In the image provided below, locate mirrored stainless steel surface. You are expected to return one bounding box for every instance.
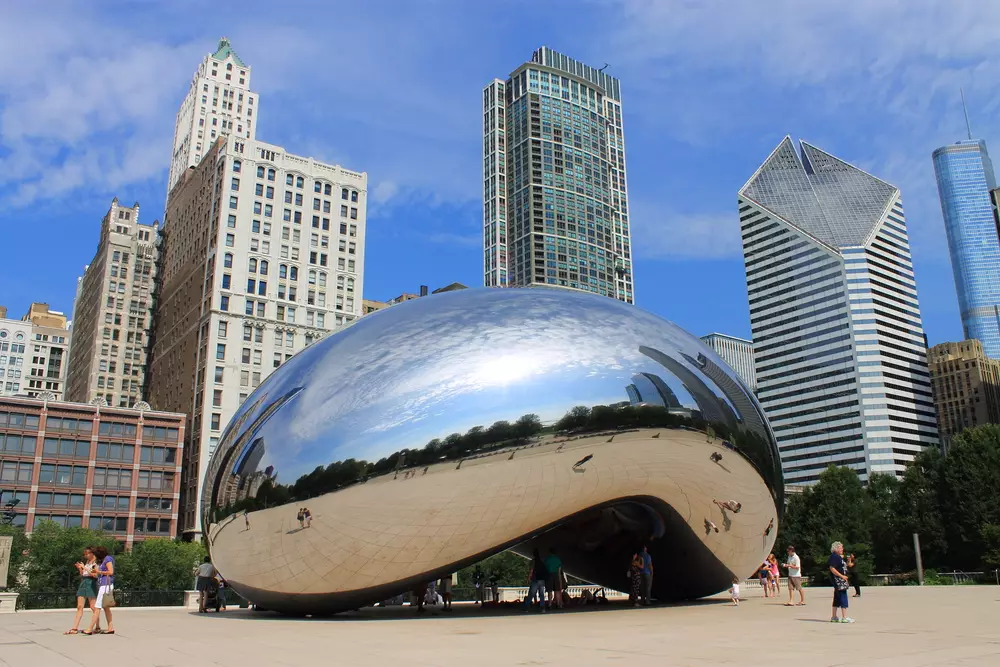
[203,288,782,613]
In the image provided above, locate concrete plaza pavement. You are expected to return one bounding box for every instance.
[0,586,997,666]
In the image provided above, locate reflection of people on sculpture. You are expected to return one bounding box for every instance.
[244,510,250,531]
[572,454,593,469]
[704,518,719,534]
[713,499,742,513]
[764,517,774,537]
[709,451,722,463]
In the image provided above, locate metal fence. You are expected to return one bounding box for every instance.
[15,588,252,611]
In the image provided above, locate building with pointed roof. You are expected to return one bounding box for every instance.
[738,137,939,484]
[166,37,258,196]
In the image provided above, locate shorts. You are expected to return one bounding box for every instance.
[94,584,114,609]
[788,576,803,591]
[832,589,849,608]
[548,575,563,592]
[197,576,214,592]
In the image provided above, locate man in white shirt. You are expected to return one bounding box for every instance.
[782,545,805,606]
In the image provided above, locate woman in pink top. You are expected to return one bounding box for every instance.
[767,553,781,596]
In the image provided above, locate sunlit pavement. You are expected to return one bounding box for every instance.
[0,586,997,666]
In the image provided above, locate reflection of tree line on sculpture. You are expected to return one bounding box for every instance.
[216,403,771,519]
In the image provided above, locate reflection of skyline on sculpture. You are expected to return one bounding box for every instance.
[213,289,741,484]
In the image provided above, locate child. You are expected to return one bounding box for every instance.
[730,576,740,606]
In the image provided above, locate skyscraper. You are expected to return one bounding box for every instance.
[927,339,1000,449]
[0,304,70,399]
[483,47,633,303]
[700,333,756,391]
[66,198,160,407]
[149,40,367,537]
[166,38,258,196]
[932,139,1000,358]
[739,137,939,484]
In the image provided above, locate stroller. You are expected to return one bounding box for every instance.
[203,578,223,612]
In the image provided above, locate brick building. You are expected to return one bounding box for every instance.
[0,395,184,548]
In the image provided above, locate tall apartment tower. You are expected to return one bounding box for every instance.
[739,137,939,484]
[0,304,71,399]
[150,131,367,536]
[483,47,634,303]
[66,199,160,408]
[927,339,1000,449]
[166,38,258,196]
[932,139,1000,358]
[700,333,756,391]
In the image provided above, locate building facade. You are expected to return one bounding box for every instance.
[483,47,634,303]
[66,199,160,408]
[361,283,468,315]
[0,304,71,400]
[739,137,939,485]
[0,395,183,547]
[932,140,1000,358]
[927,339,1000,448]
[149,134,367,537]
[167,38,258,196]
[700,333,756,391]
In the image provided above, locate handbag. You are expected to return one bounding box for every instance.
[101,589,117,608]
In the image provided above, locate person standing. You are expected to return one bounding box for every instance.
[65,547,99,635]
[847,553,861,597]
[759,561,771,597]
[473,564,484,604]
[767,553,781,596]
[629,551,644,607]
[524,549,548,612]
[828,541,854,623]
[639,545,654,606]
[303,508,312,528]
[782,545,805,606]
[439,574,453,611]
[544,548,564,609]
[196,556,218,613]
[296,508,305,529]
[730,575,740,606]
[86,546,116,635]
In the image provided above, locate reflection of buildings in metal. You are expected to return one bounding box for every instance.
[203,288,781,614]
[639,346,738,429]
[630,372,682,408]
[683,352,768,436]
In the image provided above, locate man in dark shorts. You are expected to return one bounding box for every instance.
[827,541,854,623]
[544,548,564,609]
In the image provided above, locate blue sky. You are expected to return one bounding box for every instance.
[0,0,995,346]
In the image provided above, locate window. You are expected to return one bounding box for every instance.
[231,177,240,190]
[252,220,260,233]
[256,183,264,196]
[224,253,233,268]
[242,348,251,364]
[225,234,234,247]
[351,191,358,203]
[220,295,230,311]
[229,196,238,209]
[279,264,288,279]
[214,366,224,383]
[258,280,267,296]
[233,160,242,173]
[342,188,349,200]
[350,208,358,219]
[266,186,274,199]
[253,350,262,365]
[240,369,249,386]
[210,414,221,430]
[243,324,253,341]
[274,353,282,368]
[248,258,257,273]
[260,260,269,275]
[286,174,294,186]
[257,166,265,178]
[95,442,135,462]
[218,321,228,338]
[296,176,304,188]
[341,205,348,217]
[227,214,237,228]
[221,274,231,289]
[264,204,273,217]
[267,169,275,181]
[247,278,256,293]
[216,343,226,360]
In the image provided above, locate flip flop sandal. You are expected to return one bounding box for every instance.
[64,629,79,635]
[103,630,115,635]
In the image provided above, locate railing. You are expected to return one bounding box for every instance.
[15,588,251,611]
[868,570,1000,586]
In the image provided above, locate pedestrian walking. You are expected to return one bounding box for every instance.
[767,553,781,595]
[473,564,484,604]
[85,546,116,635]
[782,545,805,606]
[730,575,740,606]
[828,541,854,623]
[439,574,453,610]
[65,547,99,635]
[758,561,771,597]
[713,499,742,513]
[303,507,312,528]
[296,508,304,529]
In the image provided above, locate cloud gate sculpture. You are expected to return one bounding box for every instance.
[203,288,782,614]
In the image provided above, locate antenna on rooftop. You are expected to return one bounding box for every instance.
[598,63,609,72]
[961,88,973,140]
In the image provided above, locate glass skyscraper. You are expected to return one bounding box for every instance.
[739,137,939,484]
[483,47,634,303]
[932,139,1000,358]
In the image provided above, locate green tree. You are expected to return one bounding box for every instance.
[0,526,30,590]
[115,539,205,591]
[937,425,1000,569]
[980,524,1000,570]
[866,473,900,572]
[778,465,872,583]
[20,522,117,592]
[893,447,948,570]
[457,551,529,588]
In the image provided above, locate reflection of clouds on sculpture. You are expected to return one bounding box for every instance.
[216,288,756,484]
